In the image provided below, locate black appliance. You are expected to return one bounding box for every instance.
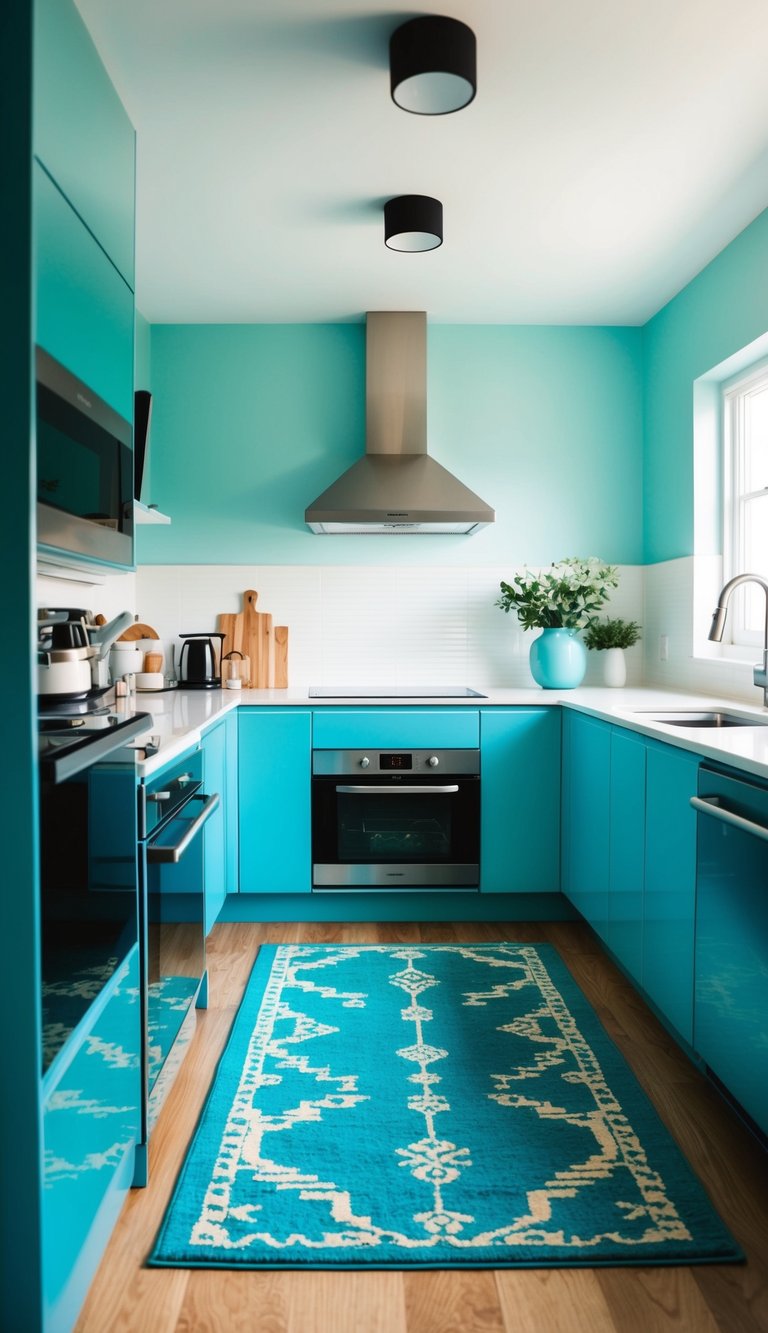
[134,389,152,502]
[38,706,150,1074]
[312,747,480,889]
[136,750,219,1178]
[36,346,134,570]
[178,633,225,689]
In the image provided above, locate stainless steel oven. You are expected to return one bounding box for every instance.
[312,748,480,889]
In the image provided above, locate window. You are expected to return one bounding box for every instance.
[723,361,768,646]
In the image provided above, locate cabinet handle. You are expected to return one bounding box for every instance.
[147,792,220,864]
[335,784,460,795]
[690,794,768,842]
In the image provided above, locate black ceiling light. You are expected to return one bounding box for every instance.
[389,16,476,115]
[384,195,443,252]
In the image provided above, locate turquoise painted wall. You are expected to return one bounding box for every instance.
[643,208,768,564]
[137,322,643,566]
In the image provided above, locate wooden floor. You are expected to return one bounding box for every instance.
[76,921,768,1333]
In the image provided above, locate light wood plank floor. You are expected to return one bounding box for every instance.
[76,921,768,1333]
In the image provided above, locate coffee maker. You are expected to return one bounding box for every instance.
[177,633,225,689]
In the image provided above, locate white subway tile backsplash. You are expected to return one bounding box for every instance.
[135,563,647,691]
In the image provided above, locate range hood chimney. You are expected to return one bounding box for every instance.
[305,311,494,534]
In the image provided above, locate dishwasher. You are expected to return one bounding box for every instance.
[691,766,768,1139]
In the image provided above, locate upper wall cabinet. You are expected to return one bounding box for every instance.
[35,163,134,419]
[34,0,135,289]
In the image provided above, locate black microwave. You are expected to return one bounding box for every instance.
[36,346,134,570]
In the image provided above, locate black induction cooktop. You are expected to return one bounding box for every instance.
[308,686,487,698]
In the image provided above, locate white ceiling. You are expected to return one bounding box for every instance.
[76,0,768,326]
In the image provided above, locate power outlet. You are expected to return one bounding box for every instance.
[659,634,669,662]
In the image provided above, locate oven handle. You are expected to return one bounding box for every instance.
[690,794,768,842]
[335,784,460,795]
[147,792,220,863]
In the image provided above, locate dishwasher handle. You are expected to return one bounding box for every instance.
[690,794,768,843]
[147,791,220,863]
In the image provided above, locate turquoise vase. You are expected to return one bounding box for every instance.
[529,627,587,689]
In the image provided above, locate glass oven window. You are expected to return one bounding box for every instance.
[337,791,452,862]
[37,383,125,528]
[39,751,138,1073]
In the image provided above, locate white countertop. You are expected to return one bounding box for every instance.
[120,684,768,780]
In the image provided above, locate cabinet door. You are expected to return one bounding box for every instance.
[606,728,646,981]
[224,710,239,894]
[643,743,699,1045]
[34,0,135,287]
[203,719,227,932]
[35,162,134,419]
[42,947,140,1332]
[562,712,611,923]
[239,710,312,894]
[480,708,560,893]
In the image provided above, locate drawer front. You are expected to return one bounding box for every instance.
[312,709,479,750]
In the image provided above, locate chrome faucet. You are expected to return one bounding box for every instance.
[708,572,768,707]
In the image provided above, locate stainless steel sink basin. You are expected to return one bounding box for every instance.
[635,710,768,728]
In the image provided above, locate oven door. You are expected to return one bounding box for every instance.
[312,774,480,888]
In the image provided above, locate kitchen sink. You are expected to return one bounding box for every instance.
[634,710,768,728]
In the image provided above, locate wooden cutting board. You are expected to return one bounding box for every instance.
[243,590,273,688]
[217,611,243,662]
[273,625,289,689]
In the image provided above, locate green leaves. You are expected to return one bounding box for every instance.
[583,617,642,650]
[495,557,619,631]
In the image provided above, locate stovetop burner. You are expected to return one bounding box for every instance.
[308,685,487,698]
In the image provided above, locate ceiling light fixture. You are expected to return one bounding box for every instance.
[384,195,443,253]
[389,16,476,115]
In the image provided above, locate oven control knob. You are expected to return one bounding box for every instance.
[360,756,370,768]
[428,755,439,767]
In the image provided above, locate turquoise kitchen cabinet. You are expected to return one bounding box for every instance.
[606,727,646,981]
[312,709,479,750]
[693,765,768,1136]
[480,708,560,893]
[642,742,699,1045]
[561,710,611,924]
[239,710,312,894]
[34,0,135,287]
[202,719,227,932]
[42,946,141,1333]
[34,162,134,421]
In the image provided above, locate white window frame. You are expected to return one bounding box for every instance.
[722,357,768,649]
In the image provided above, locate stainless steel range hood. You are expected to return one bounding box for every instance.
[305,311,494,534]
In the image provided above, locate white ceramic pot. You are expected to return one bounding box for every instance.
[37,656,92,696]
[110,645,144,678]
[601,647,627,688]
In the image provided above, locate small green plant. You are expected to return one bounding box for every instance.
[496,557,619,631]
[583,617,641,650]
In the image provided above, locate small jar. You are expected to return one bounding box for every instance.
[221,650,250,689]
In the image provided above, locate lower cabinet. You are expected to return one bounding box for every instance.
[562,711,611,923]
[480,708,560,893]
[606,728,646,980]
[42,946,141,1332]
[202,712,238,925]
[643,744,699,1046]
[562,714,698,1046]
[239,710,312,894]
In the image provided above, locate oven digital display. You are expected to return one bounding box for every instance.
[379,752,412,770]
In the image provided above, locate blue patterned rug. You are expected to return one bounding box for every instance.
[149,943,742,1269]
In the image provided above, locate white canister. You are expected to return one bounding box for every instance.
[601,647,627,688]
[110,645,144,678]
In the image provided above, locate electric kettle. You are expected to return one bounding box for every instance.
[178,633,225,689]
